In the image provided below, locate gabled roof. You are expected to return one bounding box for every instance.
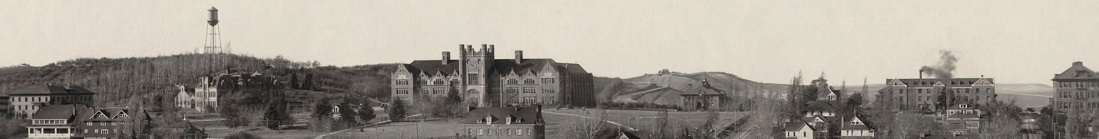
[32,105,79,119]
[1054,62,1099,80]
[461,106,542,124]
[4,84,96,96]
[805,101,839,111]
[491,59,556,74]
[784,122,813,131]
[840,116,873,130]
[892,78,993,87]
[681,80,724,96]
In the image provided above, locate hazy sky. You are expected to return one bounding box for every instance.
[2,1,1098,85]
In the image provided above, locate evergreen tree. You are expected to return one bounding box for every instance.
[313,98,333,118]
[264,97,292,130]
[338,101,357,123]
[304,73,314,90]
[390,99,407,122]
[359,102,376,123]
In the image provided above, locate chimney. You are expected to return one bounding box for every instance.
[515,50,524,63]
[919,69,924,79]
[1074,61,1084,66]
[442,51,451,65]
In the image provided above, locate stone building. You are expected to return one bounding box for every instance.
[176,76,218,112]
[1051,61,1099,112]
[876,77,995,111]
[460,106,545,139]
[2,84,95,118]
[176,69,278,112]
[391,44,595,108]
[679,79,724,111]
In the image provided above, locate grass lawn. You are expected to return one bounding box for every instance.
[325,120,465,139]
[543,109,748,138]
[321,109,749,139]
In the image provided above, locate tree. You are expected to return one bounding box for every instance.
[846,93,865,108]
[313,98,333,118]
[359,102,376,123]
[289,73,298,89]
[390,98,407,122]
[338,101,357,123]
[979,115,1021,138]
[264,97,292,130]
[303,73,314,90]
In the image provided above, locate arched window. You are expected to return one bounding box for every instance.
[524,79,535,84]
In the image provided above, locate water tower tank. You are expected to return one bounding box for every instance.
[207,7,219,26]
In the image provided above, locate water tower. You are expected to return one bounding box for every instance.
[204,7,223,54]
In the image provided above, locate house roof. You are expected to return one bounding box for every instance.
[947,113,980,119]
[891,78,993,87]
[1054,62,1099,80]
[805,101,839,111]
[32,105,79,119]
[784,122,814,131]
[4,84,96,96]
[460,106,542,124]
[681,79,724,96]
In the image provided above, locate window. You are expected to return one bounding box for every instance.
[523,97,536,104]
[396,79,409,85]
[542,78,555,84]
[524,79,535,84]
[396,89,409,94]
[451,79,460,85]
[433,88,445,95]
[420,80,429,85]
[434,79,444,85]
[544,96,556,104]
[543,87,555,94]
[468,74,479,84]
[506,87,519,94]
[507,79,518,84]
[523,87,536,94]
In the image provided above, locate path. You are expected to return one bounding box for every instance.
[313,114,421,139]
[542,111,637,131]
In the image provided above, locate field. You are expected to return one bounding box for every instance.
[319,109,749,139]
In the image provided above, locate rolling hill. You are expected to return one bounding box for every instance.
[594,71,790,105]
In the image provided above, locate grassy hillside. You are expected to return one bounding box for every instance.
[594,71,790,105]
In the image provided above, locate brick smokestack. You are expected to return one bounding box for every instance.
[515,50,523,63]
[919,69,924,79]
[442,51,451,65]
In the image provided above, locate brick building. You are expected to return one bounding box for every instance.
[1051,61,1099,112]
[391,44,595,108]
[1,84,95,118]
[27,104,152,139]
[876,77,995,111]
[459,106,545,139]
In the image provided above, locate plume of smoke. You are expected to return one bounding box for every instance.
[920,50,958,78]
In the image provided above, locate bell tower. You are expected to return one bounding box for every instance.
[458,44,495,106]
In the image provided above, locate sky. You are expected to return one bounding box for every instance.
[2,1,1098,85]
